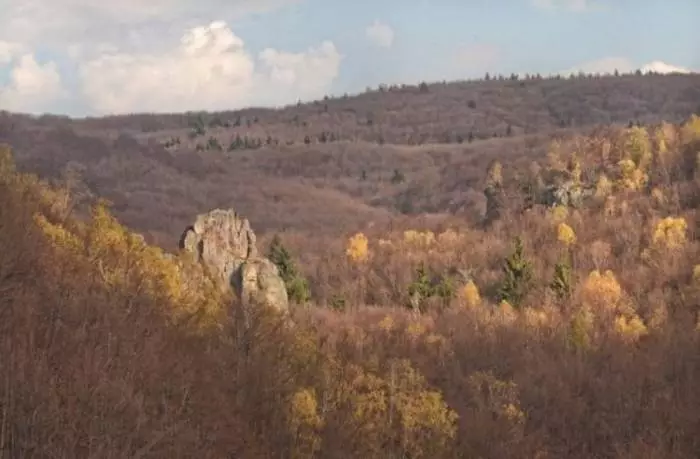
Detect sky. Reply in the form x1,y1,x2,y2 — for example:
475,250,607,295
0,0,698,117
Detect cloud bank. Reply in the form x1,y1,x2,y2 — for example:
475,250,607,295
0,14,342,115
562,57,696,75
78,21,342,114
0,0,346,115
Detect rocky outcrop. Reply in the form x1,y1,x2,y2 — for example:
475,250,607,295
540,181,595,208
179,209,289,315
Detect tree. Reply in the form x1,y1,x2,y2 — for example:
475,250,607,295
408,263,434,311
550,257,573,301
267,235,310,304
483,161,505,227
497,237,533,308
346,233,369,263
391,169,405,184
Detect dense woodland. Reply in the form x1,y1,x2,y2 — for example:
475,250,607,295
2,71,700,457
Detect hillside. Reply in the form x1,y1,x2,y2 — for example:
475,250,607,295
72,73,700,145
2,73,700,457
2,73,700,249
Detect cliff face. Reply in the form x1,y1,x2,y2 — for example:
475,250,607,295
179,209,289,315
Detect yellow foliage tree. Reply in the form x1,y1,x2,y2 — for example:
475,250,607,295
288,388,324,458
342,364,390,456
680,114,700,144
35,198,225,329
390,360,459,458
652,216,687,250
461,280,481,309
617,158,648,191
581,269,623,312
322,359,458,458
624,126,653,170
378,314,395,333
614,313,648,343
557,222,577,246
403,230,436,248
653,124,669,162
346,232,370,263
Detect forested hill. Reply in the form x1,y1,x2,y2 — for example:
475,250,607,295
2,69,700,457
1,72,699,249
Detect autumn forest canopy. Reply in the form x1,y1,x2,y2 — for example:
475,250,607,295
2,72,700,458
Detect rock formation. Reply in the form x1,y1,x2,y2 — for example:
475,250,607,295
179,209,289,315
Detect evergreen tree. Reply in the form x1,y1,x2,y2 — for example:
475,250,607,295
497,237,533,308
550,256,573,301
408,263,434,311
267,235,310,304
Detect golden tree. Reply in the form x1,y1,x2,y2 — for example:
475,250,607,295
652,216,687,250
680,114,700,144
461,280,481,309
624,126,653,170
614,314,648,343
288,388,324,458
557,222,577,246
617,158,648,191
580,269,623,313
346,232,370,263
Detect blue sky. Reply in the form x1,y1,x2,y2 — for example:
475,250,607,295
0,0,698,116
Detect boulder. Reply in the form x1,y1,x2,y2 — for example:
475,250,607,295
179,209,289,315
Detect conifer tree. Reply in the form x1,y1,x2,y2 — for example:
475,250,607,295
550,257,573,301
497,237,533,308
267,234,310,304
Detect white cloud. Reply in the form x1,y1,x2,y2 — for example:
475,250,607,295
365,20,395,49
640,61,693,75
0,54,67,114
562,57,696,75
0,41,25,64
0,0,303,47
532,0,599,12
78,21,342,114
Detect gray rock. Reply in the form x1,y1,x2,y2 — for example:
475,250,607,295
237,258,289,312
540,181,593,209
179,209,289,315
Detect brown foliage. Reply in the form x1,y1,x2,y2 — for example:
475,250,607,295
2,75,700,457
